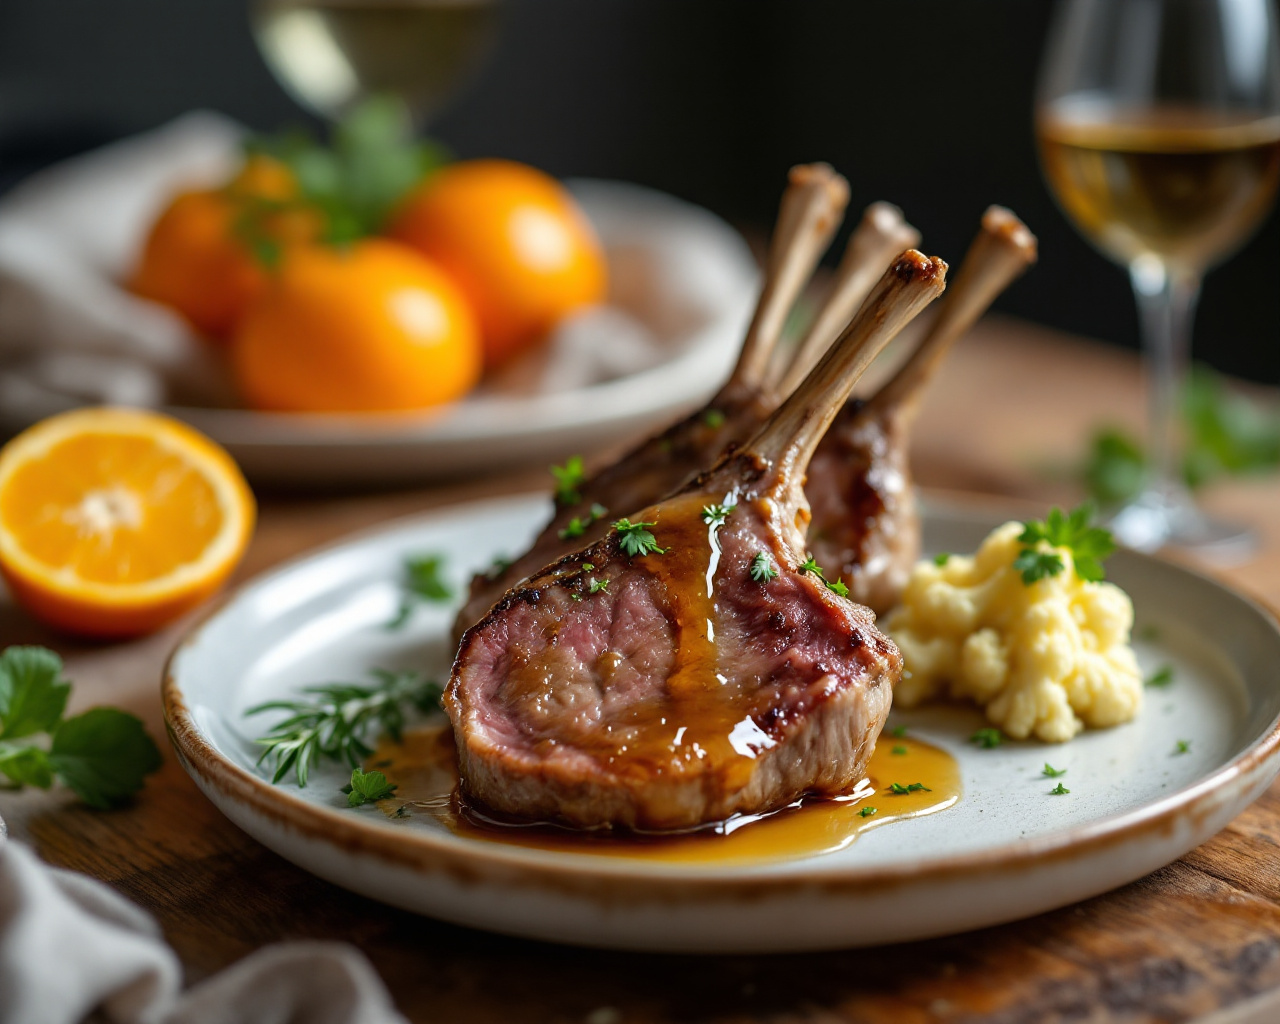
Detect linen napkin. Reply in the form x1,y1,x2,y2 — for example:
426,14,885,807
0,841,406,1024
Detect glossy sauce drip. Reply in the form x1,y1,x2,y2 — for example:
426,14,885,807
368,726,960,865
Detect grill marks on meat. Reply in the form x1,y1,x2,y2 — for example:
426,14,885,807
806,206,1038,614
448,251,948,831
454,163,851,638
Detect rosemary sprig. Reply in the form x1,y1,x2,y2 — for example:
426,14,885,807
246,669,441,787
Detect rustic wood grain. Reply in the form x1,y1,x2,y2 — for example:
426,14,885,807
3,316,1280,1024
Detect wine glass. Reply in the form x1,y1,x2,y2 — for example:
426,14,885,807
1036,0,1280,555
250,0,501,127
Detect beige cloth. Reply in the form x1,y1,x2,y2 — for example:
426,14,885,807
0,841,406,1024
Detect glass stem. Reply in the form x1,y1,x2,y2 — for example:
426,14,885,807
1129,257,1201,504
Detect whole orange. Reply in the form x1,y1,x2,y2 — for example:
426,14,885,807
230,239,481,413
388,159,607,368
129,155,319,340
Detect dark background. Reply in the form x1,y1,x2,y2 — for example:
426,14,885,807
1,0,1277,383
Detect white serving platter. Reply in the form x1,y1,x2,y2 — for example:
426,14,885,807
163,495,1280,952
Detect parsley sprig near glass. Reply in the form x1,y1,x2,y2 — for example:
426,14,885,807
0,646,161,809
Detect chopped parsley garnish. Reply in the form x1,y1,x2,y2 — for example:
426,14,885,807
1145,665,1175,688
1050,782,1070,795
247,669,441,787
888,782,932,794
969,727,1004,749
345,766,397,807
485,555,513,579
1174,739,1191,755
1042,763,1067,778
613,518,666,557
892,745,908,755
387,553,452,628
859,806,877,817
890,725,907,738
932,552,951,567
0,646,161,809
570,593,583,602
702,408,726,429
798,554,850,598
750,551,778,583
701,502,736,526
589,577,610,594
1016,502,1116,584
550,455,587,505
559,503,608,540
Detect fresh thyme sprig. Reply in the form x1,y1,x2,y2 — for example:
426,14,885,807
613,518,666,557
798,554,851,598
1015,502,1116,585
246,669,442,787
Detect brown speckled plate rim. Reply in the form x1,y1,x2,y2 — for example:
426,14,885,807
161,495,1280,899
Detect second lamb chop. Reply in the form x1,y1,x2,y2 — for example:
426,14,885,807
447,251,947,831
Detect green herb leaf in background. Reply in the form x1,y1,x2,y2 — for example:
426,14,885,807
0,646,70,740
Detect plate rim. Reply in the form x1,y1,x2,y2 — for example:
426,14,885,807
161,492,1280,897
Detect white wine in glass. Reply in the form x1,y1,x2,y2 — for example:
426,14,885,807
1037,0,1280,555
251,0,500,124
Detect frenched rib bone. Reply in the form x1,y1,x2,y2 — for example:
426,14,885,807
446,252,947,831
806,206,1038,613
452,164,851,638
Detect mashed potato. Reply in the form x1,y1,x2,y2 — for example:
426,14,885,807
883,521,1142,742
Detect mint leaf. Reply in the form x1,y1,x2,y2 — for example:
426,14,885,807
49,709,162,810
0,646,70,740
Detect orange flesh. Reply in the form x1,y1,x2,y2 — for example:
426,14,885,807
0,433,224,584
372,726,959,865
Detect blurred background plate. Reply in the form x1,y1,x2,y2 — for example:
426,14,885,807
0,178,758,488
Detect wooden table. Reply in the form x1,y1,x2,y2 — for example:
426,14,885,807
4,316,1280,1024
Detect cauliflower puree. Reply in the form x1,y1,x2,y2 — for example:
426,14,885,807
883,521,1142,742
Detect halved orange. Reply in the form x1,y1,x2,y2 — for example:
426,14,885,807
0,408,256,638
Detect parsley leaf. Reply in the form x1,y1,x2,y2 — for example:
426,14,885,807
888,782,932,794
826,579,851,598
1016,502,1116,584
589,577,610,594
1042,763,1067,778
701,503,736,526
702,408,726,429
859,806,877,817
1174,739,1191,755
1050,782,1070,795
558,503,608,541
932,553,951,567
1145,665,1174,688
750,551,779,583
613,519,666,557
890,725,907,738
892,745,908,755
970,727,1004,749
387,553,452,628
550,455,587,506
799,555,823,577
0,646,70,740
48,709,163,810
346,766,397,807
1012,549,1065,585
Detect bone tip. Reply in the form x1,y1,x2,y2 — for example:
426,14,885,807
982,205,1039,260
892,249,949,287
788,162,851,206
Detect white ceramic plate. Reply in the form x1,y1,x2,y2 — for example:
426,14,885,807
3,180,758,488
163,495,1280,952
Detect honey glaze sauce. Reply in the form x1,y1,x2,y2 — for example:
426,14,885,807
368,726,960,865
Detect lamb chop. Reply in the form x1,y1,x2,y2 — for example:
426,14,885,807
447,251,948,831
452,163,852,638
803,206,1038,614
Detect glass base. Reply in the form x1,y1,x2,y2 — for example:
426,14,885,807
1107,487,1257,565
